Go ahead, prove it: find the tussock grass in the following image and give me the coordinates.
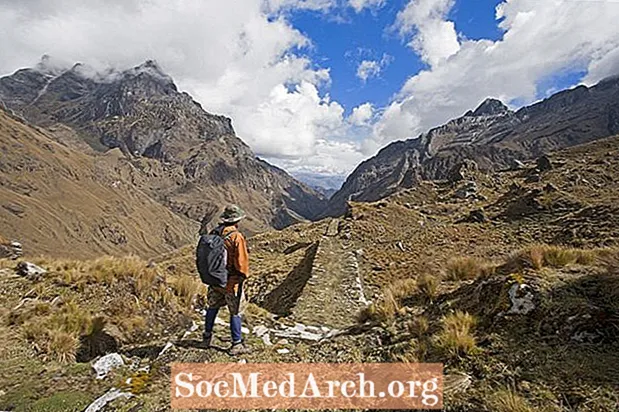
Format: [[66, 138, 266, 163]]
[[170, 275, 204, 306], [445, 257, 494, 281], [406, 316, 429, 338], [5, 254, 201, 363], [487, 389, 535, 412], [434, 311, 478, 357], [357, 299, 398, 324], [357, 278, 417, 323], [387, 278, 419, 302], [417, 273, 440, 300], [507, 244, 597, 271], [243, 303, 272, 325], [47, 331, 79, 363]]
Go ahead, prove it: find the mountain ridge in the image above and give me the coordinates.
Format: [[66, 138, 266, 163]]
[[325, 75, 619, 216], [0, 58, 327, 237]]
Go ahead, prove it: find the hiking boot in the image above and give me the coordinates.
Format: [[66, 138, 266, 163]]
[[199, 333, 213, 349], [229, 342, 251, 356]]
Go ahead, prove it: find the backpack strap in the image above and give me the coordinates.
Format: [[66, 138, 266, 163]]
[[222, 230, 238, 241]]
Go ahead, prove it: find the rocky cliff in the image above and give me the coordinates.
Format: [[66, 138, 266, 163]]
[[0, 58, 326, 233], [325, 76, 619, 216]]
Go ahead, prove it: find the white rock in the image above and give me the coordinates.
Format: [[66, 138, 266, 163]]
[[253, 325, 269, 337], [93, 353, 124, 380], [274, 329, 323, 342], [16, 261, 46, 278], [189, 320, 200, 332], [158, 342, 174, 358], [261, 334, 273, 346], [85, 388, 132, 412], [506, 283, 536, 315], [277, 348, 290, 354]]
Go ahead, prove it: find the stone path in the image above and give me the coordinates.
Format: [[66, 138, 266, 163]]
[[291, 223, 369, 329]]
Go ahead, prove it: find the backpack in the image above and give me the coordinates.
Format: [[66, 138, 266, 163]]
[[195, 228, 236, 287]]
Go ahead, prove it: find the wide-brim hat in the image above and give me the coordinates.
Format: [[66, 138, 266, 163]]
[[220, 204, 246, 223]]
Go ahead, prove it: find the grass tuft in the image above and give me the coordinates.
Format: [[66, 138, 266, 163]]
[[445, 257, 494, 281], [170, 275, 204, 306], [434, 311, 478, 357], [47, 331, 79, 363], [507, 244, 598, 271], [406, 316, 430, 338], [487, 389, 535, 412], [417, 273, 440, 301]]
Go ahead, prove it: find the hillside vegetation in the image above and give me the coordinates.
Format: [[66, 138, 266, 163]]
[[2, 134, 618, 410]]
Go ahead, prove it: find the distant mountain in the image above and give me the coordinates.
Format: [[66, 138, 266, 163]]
[[293, 172, 345, 198], [0, 59, 327, 235], [324, 76, 619, 216]]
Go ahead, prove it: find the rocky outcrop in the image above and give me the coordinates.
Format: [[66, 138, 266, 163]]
[[325, 76, 619, 216]]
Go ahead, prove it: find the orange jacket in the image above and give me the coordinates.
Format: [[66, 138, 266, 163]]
[[221, 225, 249, 292]]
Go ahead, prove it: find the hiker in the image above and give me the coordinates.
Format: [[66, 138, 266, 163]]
[[196, 204, 250, 355]]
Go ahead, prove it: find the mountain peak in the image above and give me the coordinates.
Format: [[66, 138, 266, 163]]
[[33, 55, 67, 76], [471, 98, 509, 117], [116, 59, 177, 92]]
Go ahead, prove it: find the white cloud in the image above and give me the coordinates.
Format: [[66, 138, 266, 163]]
[[356, 54, 392, 82], [394, 0, 460, 67], [349, 0, 386, 13], [267, 138, 366, 176], [357, 60, 381, 82], [264, 0, 336, 13], [349, 102, 374, 125], [370, 0, 619, 151], [0, 0, 366, 176]]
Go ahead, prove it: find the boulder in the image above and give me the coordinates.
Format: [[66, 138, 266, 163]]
[[16, 261, 46, 277], [536, 155, 553, 172], [93, 353, 125, 380]]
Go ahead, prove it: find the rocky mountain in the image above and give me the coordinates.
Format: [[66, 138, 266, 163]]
[[0, 58, 326, 235], [325, 75, 619, 216], [0, 108, 196, 258]]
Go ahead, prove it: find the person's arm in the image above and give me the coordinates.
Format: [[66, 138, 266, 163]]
[[232, 233, 249, 278]]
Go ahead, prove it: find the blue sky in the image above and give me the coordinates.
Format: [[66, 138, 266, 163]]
[[290, 0, 506, 115]]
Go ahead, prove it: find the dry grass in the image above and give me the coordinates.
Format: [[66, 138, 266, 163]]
[[434, 311, 478, 357], [387, 278, 419, 302], [4, 254, 200, 363], [47, 331, 79, 363], [169, 274, 204, 306], [507, 244, 598, 271], [406, 316, 429, 338], [445, 257, 494, 281], [417, 273, 440, 301], [487, 389, 535, 412], [358, 278, 418, 323], [243, 303, 272, 325]]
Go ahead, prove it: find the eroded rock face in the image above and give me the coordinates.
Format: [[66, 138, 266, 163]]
[[325, 76, 619, 216]]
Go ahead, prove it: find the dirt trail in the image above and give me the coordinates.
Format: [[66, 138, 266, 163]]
[[291, 220, 368, 329]]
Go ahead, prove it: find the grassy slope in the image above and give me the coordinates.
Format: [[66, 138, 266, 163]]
[[0, 110, 197, 259]]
